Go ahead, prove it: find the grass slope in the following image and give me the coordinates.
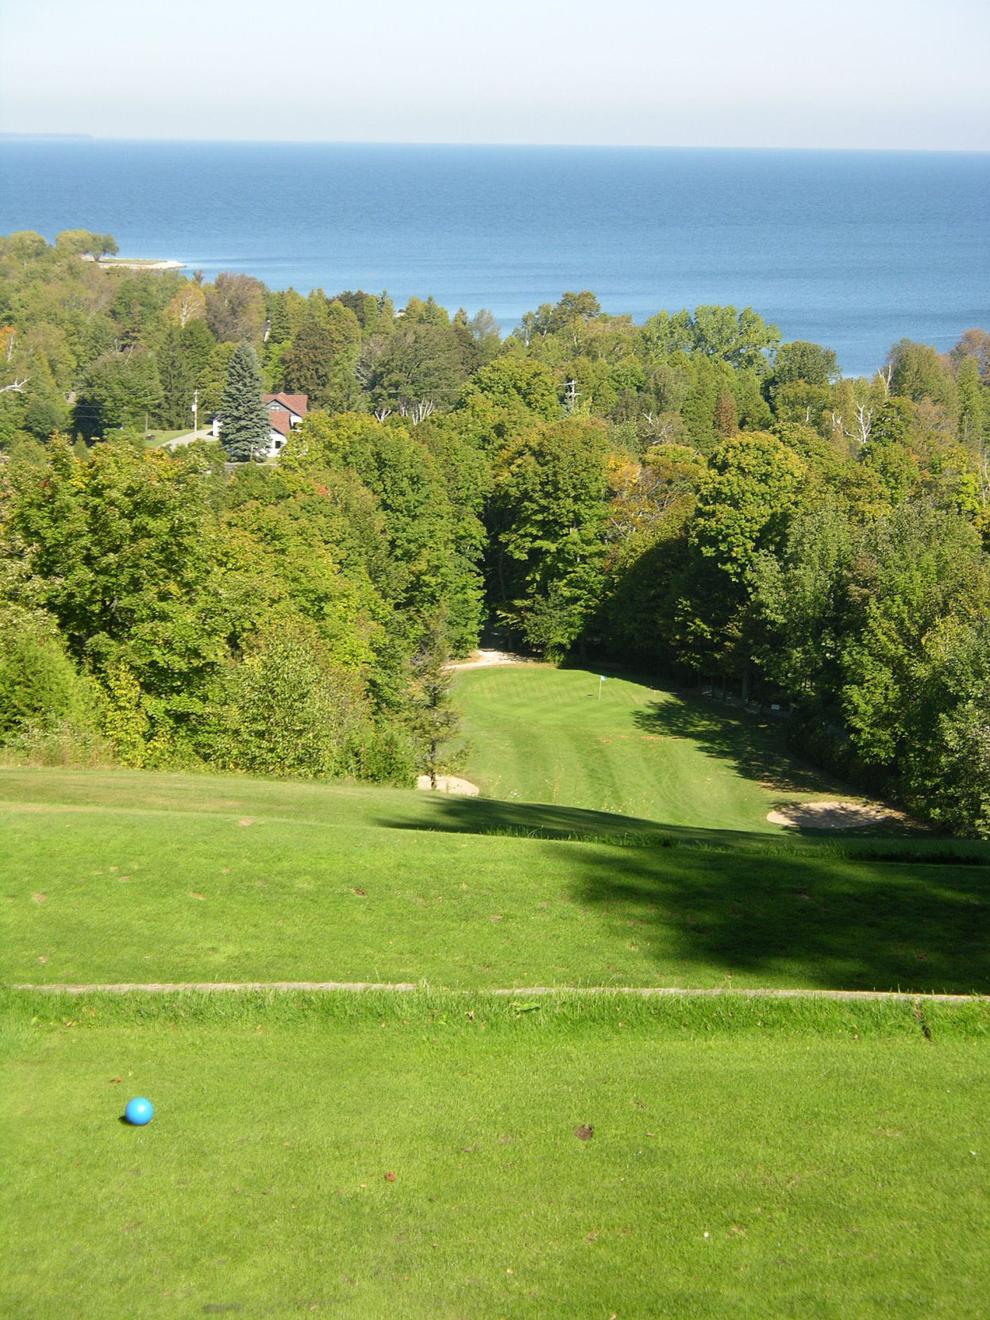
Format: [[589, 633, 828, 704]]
[[3, 993, 988, 1320], [2, 768, 987, 993], [455, 665, 845, 830]]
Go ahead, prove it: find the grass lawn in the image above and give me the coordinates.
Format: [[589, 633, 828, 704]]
[[4, 666, 989, 1317], [455, 665, 851, 829], [3, 991, 989, 1320], [2, 768, 987, 993]]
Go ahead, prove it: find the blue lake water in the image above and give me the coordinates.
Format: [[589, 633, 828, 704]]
[[1, 140, 988, 375]]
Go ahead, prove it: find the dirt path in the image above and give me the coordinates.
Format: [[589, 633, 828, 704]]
[[12, 982, 984, 1003]]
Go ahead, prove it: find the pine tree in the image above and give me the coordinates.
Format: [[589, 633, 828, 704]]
[[957, 356, 987, 449], [220, 343, 270, 462]]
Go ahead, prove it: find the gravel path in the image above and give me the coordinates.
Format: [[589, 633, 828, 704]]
[[11, 982, 984, 1003]]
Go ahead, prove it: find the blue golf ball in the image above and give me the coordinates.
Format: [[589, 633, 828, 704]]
[[124, 1096, 154, 1126]]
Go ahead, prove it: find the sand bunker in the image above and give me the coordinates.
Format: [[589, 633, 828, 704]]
[[767, 800, 906, 830], [416, 775, 480, 796], [447, 648, 532, 670]]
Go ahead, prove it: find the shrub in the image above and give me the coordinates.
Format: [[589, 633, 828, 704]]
[[209, 625, 371, 780]]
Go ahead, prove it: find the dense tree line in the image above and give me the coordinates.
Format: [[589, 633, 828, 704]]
[[1, 229, 989, 834]]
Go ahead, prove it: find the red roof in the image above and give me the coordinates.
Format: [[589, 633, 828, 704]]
[[268, 408, 292, 437], [263, 392, 308, 417]]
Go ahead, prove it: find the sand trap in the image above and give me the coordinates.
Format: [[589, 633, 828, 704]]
[[447, 649, 530, 670], [416, 774, 480, 796], [768, 800, 907, 830]]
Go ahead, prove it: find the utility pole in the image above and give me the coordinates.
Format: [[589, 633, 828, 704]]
[[191, 389, 199, 434]]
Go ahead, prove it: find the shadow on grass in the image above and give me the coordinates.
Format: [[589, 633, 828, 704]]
[[379, 794, 990, 994], [389, 793, 698, 844], [633, 694, 835, 795]]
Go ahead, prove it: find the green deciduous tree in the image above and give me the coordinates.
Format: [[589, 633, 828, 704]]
[[772, 341, 839, 387], [364, 322, 468, 414], [461, 356, 559, 421], [210, 623, 372, 780], [9, 435, 225, 752], [205, 273, 267, 343], [690, 432, 807, 582], [55, 229, 118, 259], [407, 615, 465, 788], [0, 614, 93, 739], [74, 348, 163, 439], [688, 306, 780, 370], [281, 300, 362, 407], [489, 417, 611, 658]]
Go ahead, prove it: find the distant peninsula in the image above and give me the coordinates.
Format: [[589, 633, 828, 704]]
[[0, 132, 94, 141], [93, 255, 186, 271]]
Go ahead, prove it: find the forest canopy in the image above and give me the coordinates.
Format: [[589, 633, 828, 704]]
[[1, 230, 989, 835]]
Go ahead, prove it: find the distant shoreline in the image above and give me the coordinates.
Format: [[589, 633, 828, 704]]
[[5, 144, 985, 375], [0, 132, 93, 141], [93, 256, 186, 271]]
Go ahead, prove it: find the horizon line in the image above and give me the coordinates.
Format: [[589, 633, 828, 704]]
[[2, 133, 989, 155]]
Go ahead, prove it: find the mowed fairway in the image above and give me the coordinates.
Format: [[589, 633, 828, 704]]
[[455, 664, 841, 829], [3, 993, 989, 1320], [2, 768, 988, 992]]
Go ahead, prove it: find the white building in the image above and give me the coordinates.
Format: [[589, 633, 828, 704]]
[[260, 392, 308, 458]]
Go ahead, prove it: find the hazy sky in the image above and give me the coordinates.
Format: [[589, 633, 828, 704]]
[[2, 0, 988, 149]]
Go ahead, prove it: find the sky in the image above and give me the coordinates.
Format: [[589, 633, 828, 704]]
[[1, 0, 988, 150]]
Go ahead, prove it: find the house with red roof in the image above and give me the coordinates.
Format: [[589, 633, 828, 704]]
[[211, 391, 308, 459], [260, 392, 308, 458]]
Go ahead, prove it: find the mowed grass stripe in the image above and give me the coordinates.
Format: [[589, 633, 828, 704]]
[[455, 666, 841, 830], [11, 982, 988, 1003]]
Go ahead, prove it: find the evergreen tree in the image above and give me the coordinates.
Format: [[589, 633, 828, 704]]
[[265, 291, 294, 345], [220, 344, 270, 462], [956, 356, 987, 449]]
